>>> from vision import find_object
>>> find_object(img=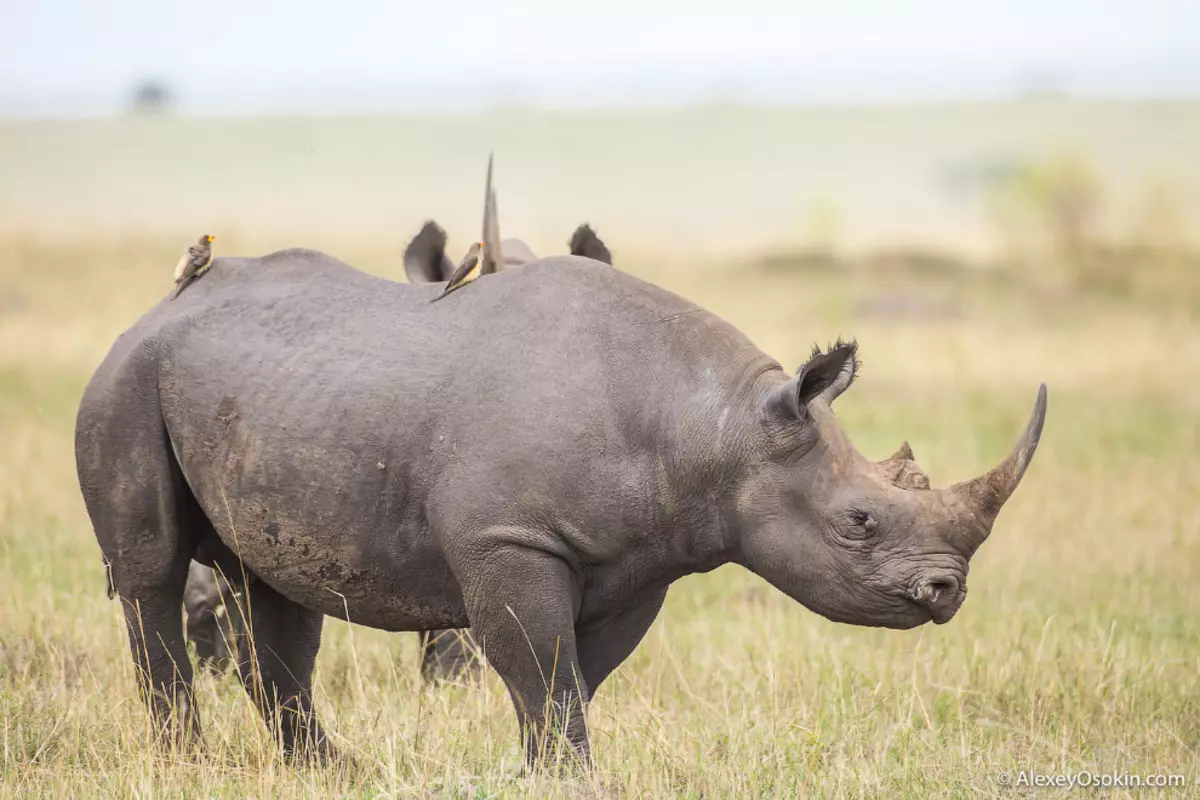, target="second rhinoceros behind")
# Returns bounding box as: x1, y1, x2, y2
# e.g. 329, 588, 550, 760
402, 154, 613, 285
